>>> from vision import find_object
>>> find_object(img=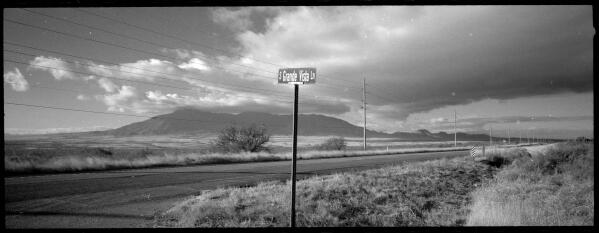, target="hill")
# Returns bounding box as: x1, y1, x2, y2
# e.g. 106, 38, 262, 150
103, 108, 493, 140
